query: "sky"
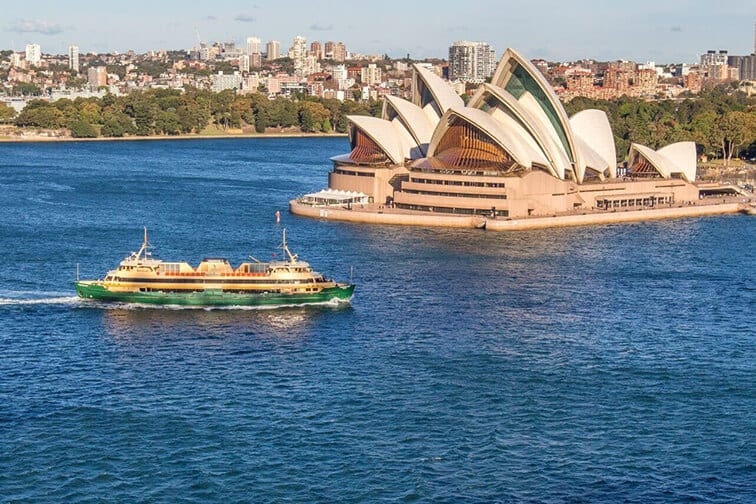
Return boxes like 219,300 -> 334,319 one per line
2,0 -> 755,63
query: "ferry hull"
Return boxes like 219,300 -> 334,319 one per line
74,282 -> 355,307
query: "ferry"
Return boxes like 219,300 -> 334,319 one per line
74,228 -> 355,307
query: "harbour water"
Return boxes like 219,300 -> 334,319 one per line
0,138 -> 754,502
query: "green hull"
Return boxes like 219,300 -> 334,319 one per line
74,282 -> 354,307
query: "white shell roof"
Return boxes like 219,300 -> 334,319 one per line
569,110 -> 617,178
657,142 -> 697,182
630,142 -> 698,182
429,106 -> 549,169
491,48 -> 585,182
347,115 -> 407,165
574,135 -> 610,176
469,83 -> 571,179
383,95 -> 435,151
629,143 -> 673,178
413,64 -> 464,116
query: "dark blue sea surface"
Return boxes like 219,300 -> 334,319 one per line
0,138 -> 754,502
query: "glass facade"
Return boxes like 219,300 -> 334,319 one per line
504,63 -> 574,163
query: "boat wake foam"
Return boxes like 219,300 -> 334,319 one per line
0,296 -> 80,306
0,291 -> 352,310
77,296 -> 353,311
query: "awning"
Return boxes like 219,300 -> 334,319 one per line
299,189 -> 369,206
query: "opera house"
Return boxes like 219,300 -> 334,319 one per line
291,48 -> 727,226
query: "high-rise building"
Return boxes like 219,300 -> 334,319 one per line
303,54 -> 320,76
727,28 -> 756,82
324,41 -> 335,59
633,68 -> 658,92
289,36 -> 307,76
68,45 -> 79,73
360,64 -> 382,86
448,41 -> 495,82
685,71 -> 702,93
603,67 -> 631,91
728,54 -> 756,80
246,37 -> 261,56
565,68 -> 593,92
310,41 -> 323,60
700,50 -> 728,67
87,66 -> 107,88
266,40 -> 280,61
332,42 -> 347,63
240,55 -> 250,73
25,44 -> 41,66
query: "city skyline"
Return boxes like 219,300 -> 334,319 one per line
2,0 -> 755,63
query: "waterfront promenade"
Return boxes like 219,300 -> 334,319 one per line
290,196 -> 753,230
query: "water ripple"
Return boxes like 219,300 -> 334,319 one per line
0,139 -> 754,502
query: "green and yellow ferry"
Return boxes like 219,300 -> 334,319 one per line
74,228 -> 354,307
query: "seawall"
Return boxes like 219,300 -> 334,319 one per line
290,200 -> 747,231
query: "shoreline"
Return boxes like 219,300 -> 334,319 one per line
290,200 -> 753,231
0,131 -> 348,144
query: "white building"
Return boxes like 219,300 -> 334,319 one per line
332,64 -> 354,91
25,44 -> 41,66
289,36 -> 307,76
68,45 -> 79,73
266,40 -> 280,61
394,61 -> 409,72
303,55 -> 320,77
243,72 -> 260,93
361,64 -> 382,86
87,66 -> 107,88
211,71 -> 243,92
246,37 -> 261,55
448,41 -> 496,82
239,54 -> 250,73
332,64 -> 348,81
700,50 -> 728,67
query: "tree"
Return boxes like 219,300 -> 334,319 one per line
716,111 -> 756,167
691,111 -> 719,157
69,120 -> 98,138
78,101 -> 102,125
298,101 -> 330,133
177,88 -> 212,133
101,111 -> 136,137
211,89 -> 235,129
368,99 -> 382,117
250,93 -> 272,133
122,94 -> 159,135
0,102 -> 16,123
321,98 -> 342,132
14,82 -> 42,96
156,110 -> 182,135
231,95 -> 254,128
15,105 -> 65,129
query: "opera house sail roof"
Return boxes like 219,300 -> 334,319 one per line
312,46 -> 700,221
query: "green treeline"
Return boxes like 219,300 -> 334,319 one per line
1,87 -> 383,137
1,83 -> 753,163
564,84 -> 756,163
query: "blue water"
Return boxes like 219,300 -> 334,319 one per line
0,138 -> 754,502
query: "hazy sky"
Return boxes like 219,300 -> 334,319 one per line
3,0 -> 754,63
